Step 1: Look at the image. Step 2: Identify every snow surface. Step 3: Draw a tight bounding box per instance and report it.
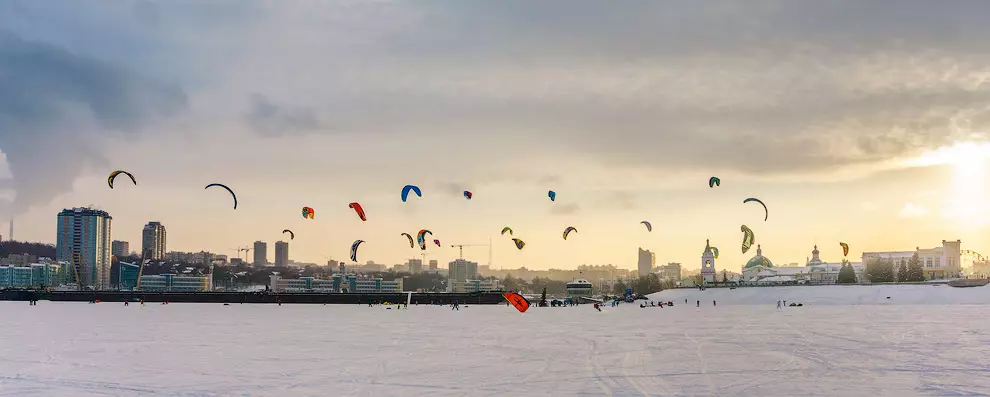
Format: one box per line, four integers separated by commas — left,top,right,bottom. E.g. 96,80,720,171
0,286,988,397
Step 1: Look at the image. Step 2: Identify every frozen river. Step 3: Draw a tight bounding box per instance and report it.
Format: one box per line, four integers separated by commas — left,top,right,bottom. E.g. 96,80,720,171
1,290,988,396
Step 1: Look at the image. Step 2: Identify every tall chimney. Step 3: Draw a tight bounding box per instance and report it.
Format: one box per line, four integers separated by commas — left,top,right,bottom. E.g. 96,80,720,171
8,218,12,242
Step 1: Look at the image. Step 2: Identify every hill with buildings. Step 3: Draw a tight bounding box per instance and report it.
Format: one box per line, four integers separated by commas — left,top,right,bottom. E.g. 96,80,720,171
649,284,990,306
0,241,56,260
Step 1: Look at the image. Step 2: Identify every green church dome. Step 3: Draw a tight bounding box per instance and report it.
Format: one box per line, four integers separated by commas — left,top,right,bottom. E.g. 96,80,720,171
744,245,773,269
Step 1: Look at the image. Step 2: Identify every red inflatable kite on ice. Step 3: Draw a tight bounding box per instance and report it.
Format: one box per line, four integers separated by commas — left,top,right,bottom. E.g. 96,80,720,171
503,292,530,313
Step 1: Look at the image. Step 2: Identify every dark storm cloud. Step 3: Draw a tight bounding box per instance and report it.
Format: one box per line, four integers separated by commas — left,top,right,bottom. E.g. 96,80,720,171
298,0,990,176
245,94,324,137
0,30,187,214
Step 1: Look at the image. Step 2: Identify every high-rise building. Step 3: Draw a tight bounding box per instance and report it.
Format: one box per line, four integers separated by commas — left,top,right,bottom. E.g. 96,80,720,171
429,260,438,270
448,259,479,282
274,241,289,266
141,222,166,260
637,248,655,277
253,241,268,266
111,240,130,258
56,207,112,289
408,258,423,273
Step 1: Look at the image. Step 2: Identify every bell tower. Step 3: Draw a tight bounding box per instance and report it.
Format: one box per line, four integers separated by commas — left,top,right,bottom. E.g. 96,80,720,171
701,239,716,284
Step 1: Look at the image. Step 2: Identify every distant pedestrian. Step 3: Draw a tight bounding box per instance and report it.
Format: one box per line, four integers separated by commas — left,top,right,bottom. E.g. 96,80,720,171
777,300,782,309
696,300,700,307
713,300,716,307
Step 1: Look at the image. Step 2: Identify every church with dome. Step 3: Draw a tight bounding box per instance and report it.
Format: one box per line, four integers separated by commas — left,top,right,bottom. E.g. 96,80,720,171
741,244,865,284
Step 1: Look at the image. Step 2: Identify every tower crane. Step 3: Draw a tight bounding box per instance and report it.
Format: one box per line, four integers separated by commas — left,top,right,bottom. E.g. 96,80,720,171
449,238,494,267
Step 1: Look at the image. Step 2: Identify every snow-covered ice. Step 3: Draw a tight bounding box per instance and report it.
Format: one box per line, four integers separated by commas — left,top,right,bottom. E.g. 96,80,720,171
1,285,989,397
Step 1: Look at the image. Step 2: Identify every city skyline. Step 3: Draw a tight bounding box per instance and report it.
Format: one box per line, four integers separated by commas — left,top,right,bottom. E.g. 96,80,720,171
2,2,990,270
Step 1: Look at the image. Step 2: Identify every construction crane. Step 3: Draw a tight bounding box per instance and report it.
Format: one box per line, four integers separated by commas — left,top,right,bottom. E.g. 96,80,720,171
229,246,252,261
450,238,494,267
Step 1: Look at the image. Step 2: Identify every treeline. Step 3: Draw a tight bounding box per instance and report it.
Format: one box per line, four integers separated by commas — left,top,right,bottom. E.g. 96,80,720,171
0,241,56,259
864,253,926,283
501,273,675,296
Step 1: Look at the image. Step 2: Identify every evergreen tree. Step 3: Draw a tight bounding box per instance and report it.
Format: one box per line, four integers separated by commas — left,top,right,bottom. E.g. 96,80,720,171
612,280,627,295
897,261,908,283
866,258,895,283
837,260,857,284
539,286,548,307
906,252,925,282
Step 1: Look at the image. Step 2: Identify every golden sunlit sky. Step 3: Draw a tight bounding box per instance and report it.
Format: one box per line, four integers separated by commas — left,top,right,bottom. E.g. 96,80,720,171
1,1,989,271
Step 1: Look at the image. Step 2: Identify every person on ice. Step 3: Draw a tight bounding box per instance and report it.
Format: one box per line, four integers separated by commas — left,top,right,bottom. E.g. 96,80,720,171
777,300,783,309
451,300,460,311
713,300,716,307
696,300,700,307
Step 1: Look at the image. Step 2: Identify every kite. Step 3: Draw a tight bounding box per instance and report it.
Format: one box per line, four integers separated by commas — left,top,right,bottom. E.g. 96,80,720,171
302,207,315,219
743,197,768,221
401,185,422,202
348,202,367,221
501,227,514,236
741,225,755,254
282,229,295,240
433,239,441,247
840,242,849,257
503,292,531,313
205,183,237,209
709,177,720,188
548,190,556,201
563,226,577,240
402,233,415,248
463,191,473,200
641,221,652,232
712,246,720,259
350,240,364,262
511,238,526,250
107,170,136,189
417,229,433,250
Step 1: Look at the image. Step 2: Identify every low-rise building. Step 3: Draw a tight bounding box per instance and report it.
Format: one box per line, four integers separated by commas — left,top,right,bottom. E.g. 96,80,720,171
138,274,211,291
270,274,403,293
450,279,501,293
862,240,963,280
0,263,61,288
119,262,140,290
274,276,335,292
659,263,681,281
565,279,594,298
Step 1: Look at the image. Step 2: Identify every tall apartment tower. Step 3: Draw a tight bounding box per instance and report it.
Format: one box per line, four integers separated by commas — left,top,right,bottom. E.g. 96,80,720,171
56,208,112,289
142,222,166,260
253,241,268,266
274,241,289,266
111,240,130,258
638,248,655,277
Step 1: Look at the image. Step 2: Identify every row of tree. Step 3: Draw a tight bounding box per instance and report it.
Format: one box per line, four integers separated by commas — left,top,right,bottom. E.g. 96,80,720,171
863,253,926,283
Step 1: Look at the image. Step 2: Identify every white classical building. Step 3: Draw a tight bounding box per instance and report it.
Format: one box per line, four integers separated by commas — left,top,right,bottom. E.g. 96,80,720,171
862,240,963,280
742,245,864,285
700,240,716,284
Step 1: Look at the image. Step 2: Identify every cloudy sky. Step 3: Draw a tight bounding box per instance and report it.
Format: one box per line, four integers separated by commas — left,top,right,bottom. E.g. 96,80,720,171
2,0,990,271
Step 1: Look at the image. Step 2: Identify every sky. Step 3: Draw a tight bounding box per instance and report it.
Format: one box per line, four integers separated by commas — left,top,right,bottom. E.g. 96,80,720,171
1,0,990,271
